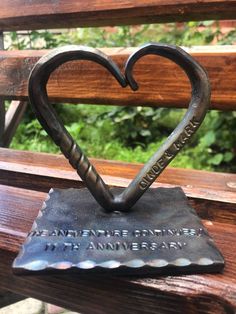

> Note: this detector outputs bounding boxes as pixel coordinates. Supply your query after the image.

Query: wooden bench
[0,1,236,313]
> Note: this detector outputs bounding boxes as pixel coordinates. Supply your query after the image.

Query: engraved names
[139,117,200,190]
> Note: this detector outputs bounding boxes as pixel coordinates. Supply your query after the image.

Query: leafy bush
[6,22,236,172]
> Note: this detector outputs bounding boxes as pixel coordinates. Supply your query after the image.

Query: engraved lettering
[28,231,36,237]
[82,229,90,237]
[50,230,58,236]
[142,230,149,236]
[89,229,97,237]
[152,165,161,174]
[67,230,77,237]
[179,132,188,144]
[164,150,174,159]
[71,243,80,251]
[133,230,141,237]
[172,118,200,151]
[97,230,105,237]
[150,242,158,250]
[106,243,115,250]
[160,242,169,249]
[87,242,96,250]
[167,229,174,236]
[57,229,66,237]
[182,228,196,236]
[146,170,156,180]
[157,157,165,168]
[190,117,200,128]
[140,181,148,189]
[174,140,183,151]
[45,243,57,251]
[113,230,121,237]
[141,242,149,250]
[29,228,204,238]
[43,240,189,252]
[40,230,48,236]
[63,242,72,250]
[131,242,139,251]
[138,118,200,189]
[97,242,105,250]
[168,242,179,249]
[122,242,129,250]
[184,125,194,136]
[121,230,129,237]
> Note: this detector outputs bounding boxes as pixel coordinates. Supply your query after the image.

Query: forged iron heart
[28,43,210,212]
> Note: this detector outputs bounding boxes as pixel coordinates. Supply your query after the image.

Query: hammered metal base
[13,187,224,275]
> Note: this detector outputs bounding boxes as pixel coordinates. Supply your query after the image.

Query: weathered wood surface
[0,148,235,224]
[0,184,235,313]
[2,101,27,147]
[1,0,236,31]
[1,47,236,109]
[1,147,235,198]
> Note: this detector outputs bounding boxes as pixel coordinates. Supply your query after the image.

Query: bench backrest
[0,1,236,111]
[1,0,236,30]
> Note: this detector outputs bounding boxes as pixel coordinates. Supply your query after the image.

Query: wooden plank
[1,46,236,109]
[0,184,235,313]
[1,0,236,31]
[2,101,27,147]
[0,147,235,196]
[0,149,236,224]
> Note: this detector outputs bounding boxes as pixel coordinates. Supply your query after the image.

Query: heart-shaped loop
[28,43,210,212]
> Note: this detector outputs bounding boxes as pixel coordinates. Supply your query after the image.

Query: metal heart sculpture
[28,43,210,212]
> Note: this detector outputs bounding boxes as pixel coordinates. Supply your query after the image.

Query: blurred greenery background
[5,22,236,172]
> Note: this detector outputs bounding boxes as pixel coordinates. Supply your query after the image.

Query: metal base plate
[13,187,224,275]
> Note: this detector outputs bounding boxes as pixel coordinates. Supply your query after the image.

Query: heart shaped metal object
[28,43,210,212]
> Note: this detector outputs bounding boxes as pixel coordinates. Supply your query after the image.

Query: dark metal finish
[28,43,210,212]
[13,187,224,275]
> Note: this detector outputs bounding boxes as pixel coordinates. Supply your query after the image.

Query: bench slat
[0,148,236,224]
[1,47,236,110]
[0,148,236,194]
[0,184,235,313]
[3,101,28,147]
[1,0,236,31]
[0,147,235,193]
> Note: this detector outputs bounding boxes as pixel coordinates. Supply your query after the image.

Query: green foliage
[217,29,236,45]
[5,21,222,50]
[98,106,174,147]
[7,22,236,172]
[171,111,236,171]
